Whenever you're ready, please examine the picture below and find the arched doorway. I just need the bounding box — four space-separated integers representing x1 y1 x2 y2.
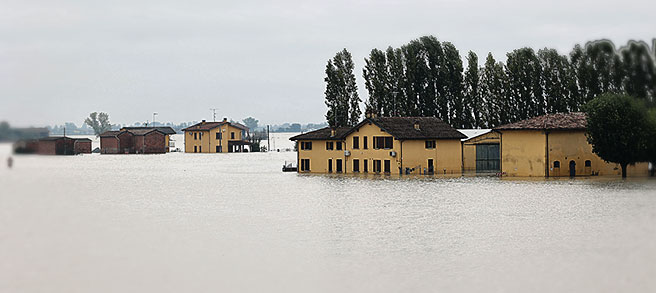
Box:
569 160 576 177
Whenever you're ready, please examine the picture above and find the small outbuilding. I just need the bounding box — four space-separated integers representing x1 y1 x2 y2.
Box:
36 137 92 155
100 126 175 154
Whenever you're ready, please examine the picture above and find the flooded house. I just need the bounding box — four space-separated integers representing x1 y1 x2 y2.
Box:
99 126 175 154
290 117 465 175
182 118 250 153
494 112 649 177
36 137 92 155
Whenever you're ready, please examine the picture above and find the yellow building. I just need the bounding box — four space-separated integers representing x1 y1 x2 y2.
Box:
461 130 500 174
182 118 250 153
290 117 465 175
494 112 649 177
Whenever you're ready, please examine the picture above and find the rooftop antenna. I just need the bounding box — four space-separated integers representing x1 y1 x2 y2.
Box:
210 108 218 122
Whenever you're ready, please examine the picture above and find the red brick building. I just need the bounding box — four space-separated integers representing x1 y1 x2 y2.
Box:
36 137 92 155
100 127 174 154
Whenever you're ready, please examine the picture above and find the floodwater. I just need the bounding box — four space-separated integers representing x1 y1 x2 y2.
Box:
1 143 655 293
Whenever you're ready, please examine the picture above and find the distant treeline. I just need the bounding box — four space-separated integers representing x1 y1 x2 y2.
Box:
0 121 49 141
325 36 656 128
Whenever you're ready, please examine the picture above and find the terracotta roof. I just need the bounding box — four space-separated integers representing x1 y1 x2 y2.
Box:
494 112 587 130
290 117 465 141
39 136 91 141
182 121 249 132
100 131 121 138
127 128 167 136
352 117 466 140
121 127 176 135
289 127 352 141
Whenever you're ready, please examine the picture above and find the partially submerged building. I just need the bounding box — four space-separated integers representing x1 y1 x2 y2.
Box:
99 126 175 154
36 137 92 155
182 118 250 153
460 129 500 174
290 117 465 175
494 112 649 177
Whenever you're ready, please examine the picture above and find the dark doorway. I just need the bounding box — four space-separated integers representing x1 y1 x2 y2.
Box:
336 159 343 173
475 144 500 173
427 159 434 174
384 160 391 174
328 159 333 173
569 160 576 177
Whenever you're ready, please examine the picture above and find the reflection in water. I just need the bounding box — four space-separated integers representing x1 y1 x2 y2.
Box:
0 143 655 292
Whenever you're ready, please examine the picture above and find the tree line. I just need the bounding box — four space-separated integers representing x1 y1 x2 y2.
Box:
324 36 656 128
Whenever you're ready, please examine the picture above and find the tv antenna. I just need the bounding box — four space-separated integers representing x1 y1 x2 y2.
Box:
210 108 218 122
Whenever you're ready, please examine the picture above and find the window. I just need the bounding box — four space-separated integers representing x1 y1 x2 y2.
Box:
326 141 334 150
194 133 197 140
425 140 436 149
374 136 393 149
363 136 368 149
199 146 202 152
300 159 310 171
373 160 382 173
384 160 391 174
194 146 197 153
328 159 333 173
216 132 222 139
363 159 368 173
336 141 342 150
231 132 235 139
199 132 202 139
353 136 359 149
554 161 560 168
336 159 343 173
353 159 360 172
585 160 591 167
216 146 220 153
300 141 312 150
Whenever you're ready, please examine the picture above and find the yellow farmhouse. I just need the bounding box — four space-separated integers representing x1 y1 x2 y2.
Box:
290 117 466 175
494 112 649 177
182 118 250 153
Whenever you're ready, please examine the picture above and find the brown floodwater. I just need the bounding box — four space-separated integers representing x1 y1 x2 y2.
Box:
1 142 655 293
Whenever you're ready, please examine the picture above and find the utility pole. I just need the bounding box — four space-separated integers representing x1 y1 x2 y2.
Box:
267 125 270 152
210 108 218 122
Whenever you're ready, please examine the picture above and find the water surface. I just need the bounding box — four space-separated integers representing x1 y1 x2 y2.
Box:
1 144 654 292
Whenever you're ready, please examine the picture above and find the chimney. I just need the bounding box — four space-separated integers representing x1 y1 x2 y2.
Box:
201 120 206 124
331 129 336 137
414 121 420 130
223 117 228 123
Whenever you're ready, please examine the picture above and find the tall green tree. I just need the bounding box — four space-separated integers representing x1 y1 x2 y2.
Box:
464 51 480 128
506 48 543 120
538 48 577 113
386 47 406 117
442 42 465 127
584 93 651 178
480 53 507 127
420 35 444 118
363 48 389 116
324 49 361 127
620 41 655 101
84 112 111 137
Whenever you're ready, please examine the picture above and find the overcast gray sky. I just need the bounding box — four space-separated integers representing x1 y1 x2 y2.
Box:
1 0 654 127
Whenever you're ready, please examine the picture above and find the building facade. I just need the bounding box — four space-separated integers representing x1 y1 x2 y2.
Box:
182 118 250 153
461 130 501 174
290 117 465 175
36 137 91 155
100 127 175 154
494 112 649 177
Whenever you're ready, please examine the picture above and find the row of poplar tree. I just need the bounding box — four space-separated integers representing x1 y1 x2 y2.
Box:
324 35 656 128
